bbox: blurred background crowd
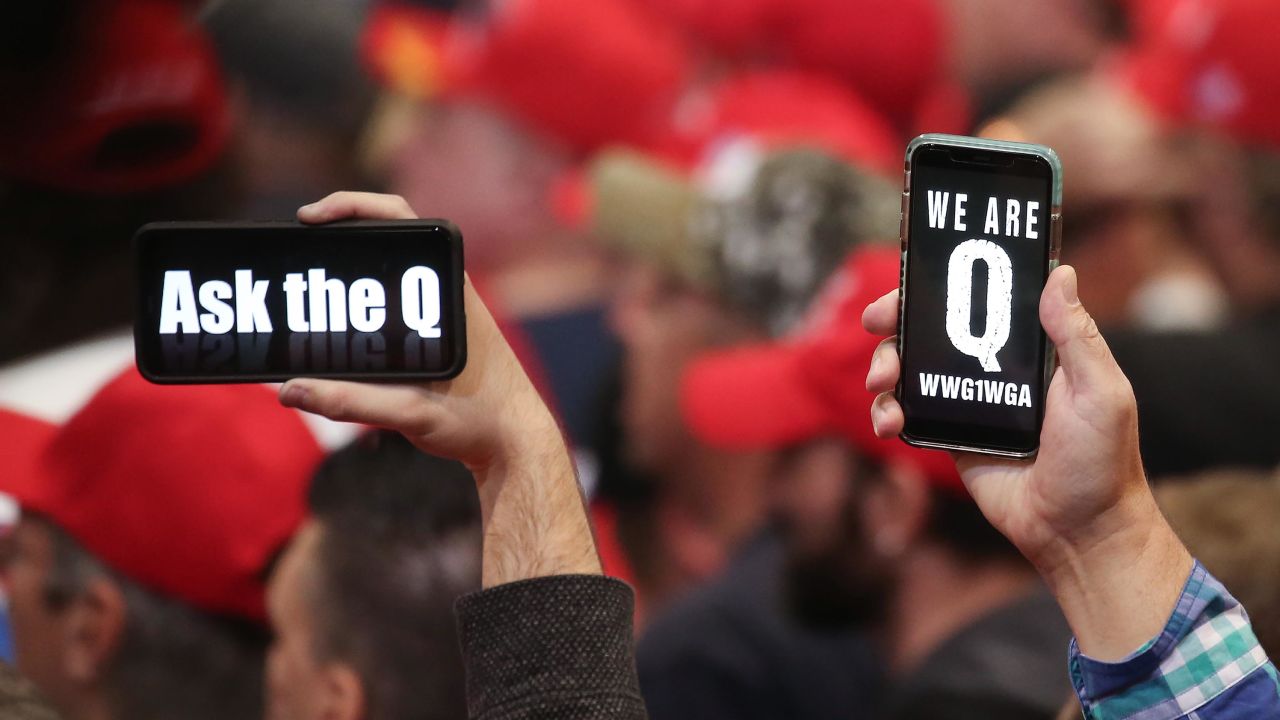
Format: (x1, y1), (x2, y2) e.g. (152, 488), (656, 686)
(0, 0), (1278, 719)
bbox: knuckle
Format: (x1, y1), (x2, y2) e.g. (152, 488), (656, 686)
(383, 193), (415, 218)
(1113, 377), (1139, 420)
(1073, 309), (1103, 346)
(323, 387), (355, 422)
(868, 343), (899, 389)
(1097, 376), (1137, 426)
(404, 405), (437, 438)
(1068, 308), (1114, 363)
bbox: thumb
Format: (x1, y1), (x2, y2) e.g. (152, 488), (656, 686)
(1039, 265), (1116, 392)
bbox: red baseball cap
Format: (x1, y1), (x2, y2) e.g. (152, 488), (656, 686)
(680, 246), (963, 492)
(362, 0), (691, 154)
(360, 4), (453, 101)
(648, 0), (946, 126)
(0, 0), (231, 193)
(1121, 0), (1183, 39)
(554, 69), (902, 228)
(1118, 0), (1280, 149)
(0, 369), (323, 622)
(663, 69), (903, 176)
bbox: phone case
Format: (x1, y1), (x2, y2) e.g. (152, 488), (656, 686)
(133, 219), (468, 384)
(897, 134), (1063, 458)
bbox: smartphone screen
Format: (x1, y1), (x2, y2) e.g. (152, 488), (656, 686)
(134, 220), (466, 383)
(897, 139), (1058, 456)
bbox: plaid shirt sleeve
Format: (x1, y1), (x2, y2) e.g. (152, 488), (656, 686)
(1068, 561), (1280, 719)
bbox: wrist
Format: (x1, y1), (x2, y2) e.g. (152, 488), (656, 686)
(471, 404), (601, 588)
(465, 390), (568, 479)
(1032, 479), (1162, 583)
(495, 403), (572, 475)
(1035, 486), (1194, 660)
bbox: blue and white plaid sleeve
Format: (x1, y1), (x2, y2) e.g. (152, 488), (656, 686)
(1068, 561), (1280, 720)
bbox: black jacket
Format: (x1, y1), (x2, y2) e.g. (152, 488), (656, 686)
(457, 575), (646, 720)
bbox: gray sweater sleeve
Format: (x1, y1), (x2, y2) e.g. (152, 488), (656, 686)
(455, 575), (648, 720)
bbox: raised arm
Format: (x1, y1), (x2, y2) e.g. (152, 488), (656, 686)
(282, 192), (645, 720)
(864, 266), (1280, 718)
(287, 192), (599, 587)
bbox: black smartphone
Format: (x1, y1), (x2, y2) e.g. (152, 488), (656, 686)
(896, 134), (1062, 457)
(134, 220), (466, 384)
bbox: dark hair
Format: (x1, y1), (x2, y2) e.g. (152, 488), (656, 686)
(38, 516), (269, 720)
(849, 455), (1022, 565)
(785, 453), (1023, 629)
(0, 158), (241, 365)
(1243, 147), (1280, 251)
(925, 487), (1024, 565)
(307, 431), (482, 720)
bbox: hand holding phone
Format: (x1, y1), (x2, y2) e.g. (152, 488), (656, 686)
(279, 192), (601, 588)
(864, 269), (1192, 662)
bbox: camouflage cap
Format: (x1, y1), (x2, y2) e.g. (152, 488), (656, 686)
(589, 143), (900, 336)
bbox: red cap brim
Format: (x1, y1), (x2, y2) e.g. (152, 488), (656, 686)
(0, 409), (57, 512)
(680, 341), (833, 451)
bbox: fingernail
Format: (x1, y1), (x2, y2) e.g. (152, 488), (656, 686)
(1062, 266), (1080, 307)
(280, 382), (310, 408)
(298, 203), (319, 217)
(870, 393), (887, 431)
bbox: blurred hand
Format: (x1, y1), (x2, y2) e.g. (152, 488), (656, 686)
(281, 192), (600, 586)
(864, 265), (1192, 660)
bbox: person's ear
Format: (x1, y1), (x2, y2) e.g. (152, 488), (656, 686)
(318, 662), (365, 720)
(61, 577), (127, 683)
(862, 461), (931, 559)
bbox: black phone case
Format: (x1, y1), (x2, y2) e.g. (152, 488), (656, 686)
(896, 134), (1062, 458)
(133, 219), (468, 384)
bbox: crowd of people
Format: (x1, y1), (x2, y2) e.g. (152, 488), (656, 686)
(1, 0), (1279, 719)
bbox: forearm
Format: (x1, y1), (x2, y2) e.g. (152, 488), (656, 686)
(1037, 488), (1193, 661)
(473, 403), (601, 588)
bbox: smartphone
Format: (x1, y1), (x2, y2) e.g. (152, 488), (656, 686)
(896, 134), (1062, 457)
(134, 220), (466, 384)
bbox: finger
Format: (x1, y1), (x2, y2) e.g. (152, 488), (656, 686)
(1039, 265), (1117, 393)
(866, 336), (900, 394)
(871, 391), (904, 439)
(862, 290), (900, 337)
(297, 192), (417, 224)
(280, 379), (438, 434)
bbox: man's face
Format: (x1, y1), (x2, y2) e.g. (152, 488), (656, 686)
(265, 522), (336, 720)
(779, 450), (895, 629)
(2, 518), (74, 702)
(389, 101), (566, 273)
(772, 439), (856, 558)
(946, 0), (1107, 90)
(608, 261), (756, 474)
